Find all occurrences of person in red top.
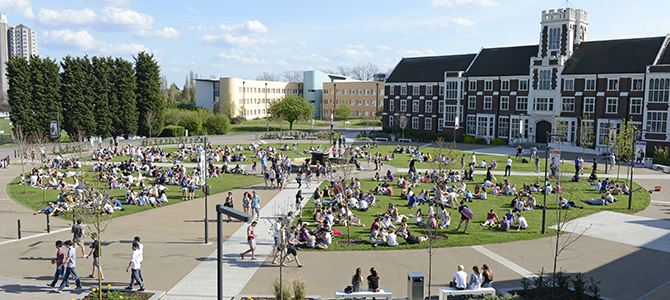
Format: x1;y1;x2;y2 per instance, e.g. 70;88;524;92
240;221;258;260
48;240;68;288
480;209;500;228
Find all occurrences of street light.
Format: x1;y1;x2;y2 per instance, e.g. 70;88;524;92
542;132;566;235
202;135;210;244
265;82;269;133
216;204;252;300
629;127;648;210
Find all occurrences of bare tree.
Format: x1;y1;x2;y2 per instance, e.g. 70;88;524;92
335;63;381;81
12;125;30;194
550;186;590;286
256;72;282;81
145;110;157;138
281;70;304;83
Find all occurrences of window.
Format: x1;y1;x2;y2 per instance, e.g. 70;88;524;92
580;120;595;146
584;97;595;113
564;79;574;91
389;86;394;95
608;79;619;91
365;100;369;106
606;98;618;114
389;115;394;127
323;90;328;95
647;111;668;133
484;96;492;110
500;96;509;110
445;81;458;99
425;118;432;130
630;98;642;115
538;70;551;90
365;89;369;95
648;78;670;102
350;100;354;106
337;100;340;105
426;85;433;95
412;117;419;129
357;100;362;106
337;89;341;95
438;101;445;113
477;117;488;136
412;100;420;112
466;115;477;135
632;79;643;91
425;100;433;113
586;79;596;91
439;85;445;95
445;105;457;122
534;98;553;111
484;80;493;91
371;89;375;96
401;86;407;95
598;122;614;145
468;96;476;109
356;111;361;117
498;116;509;137
356;89;361;95
413;86;419;95
437;118;444;131
400;100;407;111
561;98;575;112
510;118;522;138
372;100;376;107
501;80;510;91
548;27;561;50
516;97;528;111
469;80;477;91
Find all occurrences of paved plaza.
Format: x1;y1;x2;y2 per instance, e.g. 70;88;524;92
0;133;669;300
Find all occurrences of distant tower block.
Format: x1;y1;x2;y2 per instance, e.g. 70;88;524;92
0;13;9;92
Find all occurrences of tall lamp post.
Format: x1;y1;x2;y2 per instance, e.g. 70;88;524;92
542;132;566;235
629;128;648;210
48;112;62;156
400;115;407;148
203;136;210;244
265;82;269;133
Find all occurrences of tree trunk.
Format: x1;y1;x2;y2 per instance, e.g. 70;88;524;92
289;121;293;131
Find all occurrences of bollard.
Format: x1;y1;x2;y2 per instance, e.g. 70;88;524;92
17;219;21;239
47;214;51;233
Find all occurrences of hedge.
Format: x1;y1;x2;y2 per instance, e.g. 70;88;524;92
159;125;185;137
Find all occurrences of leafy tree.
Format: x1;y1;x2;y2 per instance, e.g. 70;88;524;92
134;52;164;137
578;113;595;158
269;95;315;130
168;83;180;103
219;93;236;119
612;118;636;181
179;110;204;135
160;74;169;102
60;56;96;136
112;57;138;138
29;55;61;138
375;104;383;118
335;102;353;121
6;57;34;134
92;56;115;138
204;113;231;135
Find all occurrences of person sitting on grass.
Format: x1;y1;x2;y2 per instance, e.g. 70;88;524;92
386;228;399;246
414;208;427;227
481;209;500;228
438;205;451;228
558;197;583;209
514;213;528;231
369;227;386;247
581;196;607;205
383;170;395;182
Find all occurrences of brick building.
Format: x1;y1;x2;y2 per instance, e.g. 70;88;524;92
383;7;670;149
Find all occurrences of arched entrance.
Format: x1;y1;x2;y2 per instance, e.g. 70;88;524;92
536;121;552;143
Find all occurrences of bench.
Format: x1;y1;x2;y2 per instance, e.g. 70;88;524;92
397;138;411;143
335;289;392;300
439;287;495;300
281;136;295;140
652;164;670;172
344;121;351;125
374;137;389;142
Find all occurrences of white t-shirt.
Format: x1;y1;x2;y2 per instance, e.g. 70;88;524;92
453;271;468;289
506;158;512;166
137;243;144;263
518;216;528;229
131;249;142;269
387;233;398;246
359;200;369;210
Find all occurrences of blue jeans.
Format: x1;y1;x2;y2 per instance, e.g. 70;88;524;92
482;282;493;288
58;266;81;290
50;266;67;287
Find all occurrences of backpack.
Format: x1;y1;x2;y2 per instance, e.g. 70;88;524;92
500;219;510;232
344;286;354;294
461;207;473;219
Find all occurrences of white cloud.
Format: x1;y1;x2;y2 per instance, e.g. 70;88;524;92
431;0;500;7
396;49;436;57
333;46;373;60
450;18;477;26
291;54;329;62
345;45;365;50
195;20;269;47
171;67;181;72
37;7;154;32
42;29;149;55
85;0;129;6
297;40;307;46
0;0;35;18
135;27;180;41
375;45;392;51
276;60;288;66
188;6;199;14
215;49;265;64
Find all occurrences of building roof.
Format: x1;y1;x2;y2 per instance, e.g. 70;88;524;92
466;45;538;77
563;37;666;74
659;44;670;65
386;54;476;83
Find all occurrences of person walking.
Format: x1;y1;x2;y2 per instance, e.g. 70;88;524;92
240;221;258;260
133;236;144;285
224;192;234;222
71;220;86;257
251;191;261;221
48;240;68;288
54;240;82;292
125;242;145;291
85;233;104;280
505;156;512;176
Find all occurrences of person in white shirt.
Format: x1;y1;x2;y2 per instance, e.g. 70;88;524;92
125;242;144;291
515;213;528;231
450;265;468;290
386;229;398;246
505;157;513;176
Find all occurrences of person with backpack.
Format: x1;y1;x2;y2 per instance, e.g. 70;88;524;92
454;201;473;234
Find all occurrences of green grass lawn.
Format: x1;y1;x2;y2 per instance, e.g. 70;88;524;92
339;118;381;128
8;170;264;220
230;119;332;133
0;117;11;145
360;144;593;174
297;172;649;251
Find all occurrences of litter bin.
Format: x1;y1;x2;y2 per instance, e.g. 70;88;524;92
645;157;653;168
407;272;425;300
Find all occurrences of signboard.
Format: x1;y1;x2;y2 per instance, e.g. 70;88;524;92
548;150;561;181
50;121;58;138
454;116;459;129
199;151;206;184
635;141;647;167
609;127;617;146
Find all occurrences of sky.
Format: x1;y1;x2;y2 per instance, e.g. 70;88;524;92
2;0;670;86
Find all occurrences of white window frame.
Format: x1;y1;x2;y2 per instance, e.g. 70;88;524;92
425;118;432;131
389;115;394;127
437;118;444;131
648;78;670;102
468;96;476;110
484;80;493;91
438;101;445;113
564;79;574;91
498;116;510;138
561;97;575;112
389;99;394;111
425;100;433;113
501;80;510;91
466;115;477;135
445;81;458;100
439;85;445;96
401;86;407;95
400;99;407;112
630;98;643;115
548;27;561;50
426;85;433;95
519;80;528;91
584;97;595;113
608;79;619;91
413;85;419;95
586;79;596;91
500;96;509;110
632;79;643;91
516;97;528;111
445;105;457;122
484;96;492;110
606;98;618;114
580;120;595;146
534;98;553;111
469;80;477;91
412;117;419;130
412;100;420;112
389;86;394;95
477;116;488;136
647;111;668;133
538;70;551;90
